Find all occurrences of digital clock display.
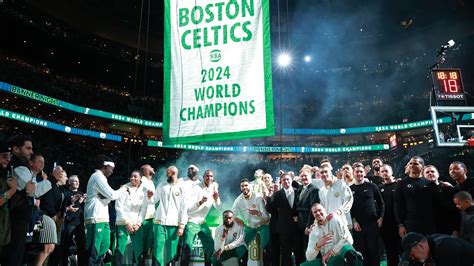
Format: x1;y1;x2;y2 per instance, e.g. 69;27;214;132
432;69;465;101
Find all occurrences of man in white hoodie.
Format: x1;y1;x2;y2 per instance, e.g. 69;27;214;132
114;170;148;265
84;155;124;265
181;169;221;266
140;164;156;262
232;178;270;263
152;166;187;266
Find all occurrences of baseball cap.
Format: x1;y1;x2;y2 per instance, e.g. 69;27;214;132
400;232;425;261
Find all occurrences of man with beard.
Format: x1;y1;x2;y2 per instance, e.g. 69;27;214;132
318;165;354;229
212;210;247;265
152;166;187;266
140;164;156;263
181;170;221;266
366;158;384;190
232;178;270;263
450;161;474;196
267;173;300;265
423;165;459;235
350;163;384;266
303;203;357;266
379;164;400;266
395;156;438;237
4;135;40;266
84;155;124;265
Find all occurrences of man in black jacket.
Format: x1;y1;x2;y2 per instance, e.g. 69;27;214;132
379;164;400;266
295;167;320;264
350;163;384;266
400;232;474;266
267;173;299;265
395;156;438;237
4;134;37;266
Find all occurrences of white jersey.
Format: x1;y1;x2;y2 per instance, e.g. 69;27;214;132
214;222;245;252
85;170;123;224
141;176;156;219
187;181;221;224
318;179;353;227
115;182;148;226
306;214;353;261
232;192;269;228
153;181;187;227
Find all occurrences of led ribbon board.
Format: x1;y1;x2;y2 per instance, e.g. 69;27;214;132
163;0;274;144
148;141;389;153
0;82;163;128
0;108;122;142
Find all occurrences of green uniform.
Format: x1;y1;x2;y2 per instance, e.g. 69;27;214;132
153;224;180;265
86;223;111;264
115;225;148;264
152;180;187;265
212;245;247;266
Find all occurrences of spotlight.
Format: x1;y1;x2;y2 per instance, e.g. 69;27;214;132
304;55;312;62
278;53;291;67
438;39;455;56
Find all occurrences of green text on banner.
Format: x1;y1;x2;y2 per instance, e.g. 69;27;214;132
163;0;274;144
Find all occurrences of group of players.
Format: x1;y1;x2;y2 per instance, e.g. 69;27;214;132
86;155;474;266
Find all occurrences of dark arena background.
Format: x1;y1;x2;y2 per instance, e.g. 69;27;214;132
0;0;474;265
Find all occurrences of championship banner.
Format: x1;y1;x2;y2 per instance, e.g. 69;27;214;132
163;0;274;144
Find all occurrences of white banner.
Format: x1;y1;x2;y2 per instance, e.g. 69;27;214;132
163;0;274;144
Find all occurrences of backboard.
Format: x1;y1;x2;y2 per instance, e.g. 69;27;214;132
430;106;474;147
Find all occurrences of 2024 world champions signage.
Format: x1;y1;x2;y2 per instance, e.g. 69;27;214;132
163;0;274;144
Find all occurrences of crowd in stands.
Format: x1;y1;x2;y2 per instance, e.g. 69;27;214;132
0;54;163;121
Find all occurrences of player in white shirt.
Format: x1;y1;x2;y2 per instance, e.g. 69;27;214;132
303;203;357;266
232;179;270;254
140;164;156;262
318;165;354;229
114;170;148;265
212;210;247;265
181;169;221;266
152;166;187;266
84;155;124;265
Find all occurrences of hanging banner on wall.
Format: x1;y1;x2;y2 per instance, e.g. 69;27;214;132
163;0;274;144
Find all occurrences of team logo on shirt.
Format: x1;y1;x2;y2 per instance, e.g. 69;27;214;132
233;232;237;238
381;188;385;192
139;195;144;200
334;192;340;198
175;192;180;196
252;204;257;208
407;184;413;188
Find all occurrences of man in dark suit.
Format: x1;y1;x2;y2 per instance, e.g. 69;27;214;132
295;167;320;264
268;173;298;265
